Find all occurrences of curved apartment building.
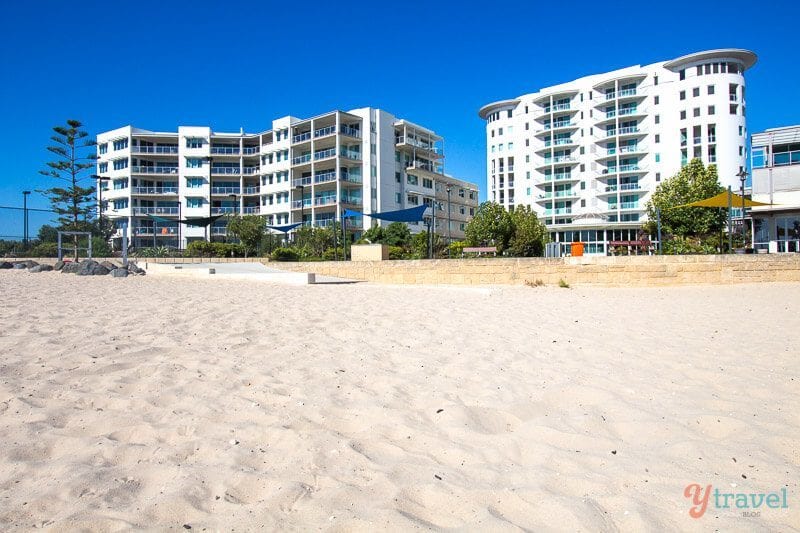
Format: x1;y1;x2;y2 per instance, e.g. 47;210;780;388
479;49;757;254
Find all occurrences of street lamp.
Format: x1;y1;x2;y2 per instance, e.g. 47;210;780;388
91;174;111;232
227;193;238;243
22;190;30;246
207;156;214;242
737;169;748;248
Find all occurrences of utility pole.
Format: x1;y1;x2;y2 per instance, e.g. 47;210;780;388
22;190;30;246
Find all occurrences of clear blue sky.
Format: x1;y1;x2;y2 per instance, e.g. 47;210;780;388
1;0;798;238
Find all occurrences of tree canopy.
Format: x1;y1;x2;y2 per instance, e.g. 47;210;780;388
645;158;726;237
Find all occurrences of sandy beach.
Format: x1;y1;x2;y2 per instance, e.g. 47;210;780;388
0;270;798;531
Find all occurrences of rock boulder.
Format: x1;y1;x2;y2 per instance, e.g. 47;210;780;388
29;264;54;273
111;268;129;278
61;262;82;274
53;261;65;271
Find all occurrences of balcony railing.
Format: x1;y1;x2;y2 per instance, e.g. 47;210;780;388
544;208;572;215
607;127;641;137
395;136;442;154
211;187;241;194
314;148;336;160
544;156;576;164
132;146;178;154
242;146;260;155
618;107;638;116
342;173;362;184
293;153;312;165
132;207;179;215
292;200;312;209
544;103;570;112
242;186;259;194
243;167;258;174
134;226;178;236
132;166;179;174
211;207;239;214
211;227;227;235
293;177;312;187
242;206;259;214
618;88;638;97
132;186;178;194
211;167;241;175
314;196;337;206
545;121;574;130
693;136;702;144
340;149;361;160
545;173;572;181
314;171;336;184
210;146;240;155
293;131;311;143
341;125;361;138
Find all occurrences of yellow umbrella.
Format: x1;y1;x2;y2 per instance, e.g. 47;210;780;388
673;190;770;209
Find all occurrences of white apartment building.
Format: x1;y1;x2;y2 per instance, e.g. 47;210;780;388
96;108;479;250
479;49;756;254
750;125;800;252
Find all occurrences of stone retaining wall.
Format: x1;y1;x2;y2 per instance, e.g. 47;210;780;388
9;255;800;286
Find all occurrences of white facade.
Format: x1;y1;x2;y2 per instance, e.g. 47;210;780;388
750;125;800;252
479;49;756;254
96;108;479;250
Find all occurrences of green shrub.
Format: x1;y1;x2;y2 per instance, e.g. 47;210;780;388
388;246;406;260
185;241;245;258
28;242;58;257
448;241;466;258
322;247;343;260
663;236;717;255
271;247;300;262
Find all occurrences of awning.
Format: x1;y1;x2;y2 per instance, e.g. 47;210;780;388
343;205;427;223
266;222;302;233
673;191;771;209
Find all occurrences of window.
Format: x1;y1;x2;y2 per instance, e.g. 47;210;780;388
581;199;586;207
655;115;660;124
186;137;203;148
739;126;743;136
655;153;661;163
655;134;660;144
679;69;685;80
697;66;703;76
98;162;108;173
739;146;743;156
491;130;494;137
113;138;128;150
730;104;738;115
680;90;686;100
525;122;529;130
422;178;433;188
186;158;203;168
113;159;128;170
113;179;126;190
526;171;530;179
654;75;659;85
113;198;128;210
99;143;108;155
752;147;766;168
525;155;530;163
186;177;204;188
693;87;700;97
680;110;686;120
507;110;512;118
656;173;661;181
654;96;659;105
498;128;503;136
395;171;401;183
693;108;701;118
525;139;529;147
508;142;513;150
395;193;401;204
407;174;418;186
708;105;715;115
187;197;203;208
708;85;715;95
406;194;419;206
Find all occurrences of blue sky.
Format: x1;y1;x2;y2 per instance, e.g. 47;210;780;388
1;0;798;238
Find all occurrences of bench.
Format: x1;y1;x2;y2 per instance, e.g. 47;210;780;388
462;246;497;257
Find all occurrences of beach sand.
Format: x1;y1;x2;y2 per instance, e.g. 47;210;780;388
0;270;798;531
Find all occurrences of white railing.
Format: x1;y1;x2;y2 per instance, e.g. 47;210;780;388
132;166;179;174
211;167;241;175
132;207;179;215
132;186;178;194
242;186;259;194
243;147;260;155
292;153;312;164
314;148;336;160
314;171;336;183
314;125;336;138
132;146;178;154
293;132;311;143
211;187;241;194
341;173;362;184
243;206;259;214
341;125;361;138
340;149;361;160
211;146;240;155
211;207;239;214
314;196;337;206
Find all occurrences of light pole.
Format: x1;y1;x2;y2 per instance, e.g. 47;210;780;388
91;174;111;238
22;190;30;246
737;169;748;249
227;193;238;243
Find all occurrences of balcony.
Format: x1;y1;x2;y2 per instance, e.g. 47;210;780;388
544;155;576;165
314;171;336;184
211;186;241;195
132;186;178;195
293;177;312;187
341;125;361;138
132;207;179;216
606;126;642;137
314;148;336;161
395;135;442;155
544;207;572;216
340;149;361;160
243;167;258;175
242;206;259;214
242;186;259;195
314;196;337;206
242;146;260;155
544;173;573;182
341;196;361;206
544;103;571;113
134;226;178;236
211;207;239;215
292;131;311;143
132;146;178;155
292;153;312;165
211;227;227;235
210;146;240;155
545;121;575;131
292;200;312;209
211;167;241;175
132;166;179;175
341;172;362;184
